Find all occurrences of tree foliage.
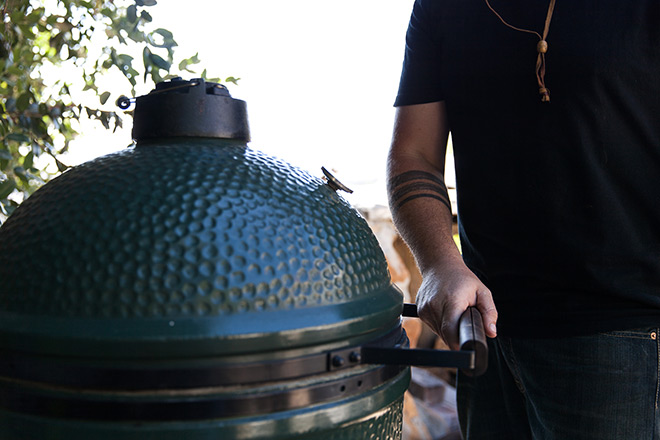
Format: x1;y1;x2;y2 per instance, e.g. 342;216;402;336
0;0;237;223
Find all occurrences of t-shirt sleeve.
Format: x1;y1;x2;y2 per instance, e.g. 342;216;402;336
394;0;444;107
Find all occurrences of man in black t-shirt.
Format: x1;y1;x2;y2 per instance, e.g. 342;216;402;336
388;0;660;438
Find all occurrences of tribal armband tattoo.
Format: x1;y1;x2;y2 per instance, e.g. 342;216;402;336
388;170;451;212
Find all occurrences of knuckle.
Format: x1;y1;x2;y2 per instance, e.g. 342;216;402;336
477;288;493;300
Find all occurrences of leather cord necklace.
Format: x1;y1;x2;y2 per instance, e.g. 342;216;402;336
484;0;557;102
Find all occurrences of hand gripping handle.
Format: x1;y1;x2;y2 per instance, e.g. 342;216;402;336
399;304;488;376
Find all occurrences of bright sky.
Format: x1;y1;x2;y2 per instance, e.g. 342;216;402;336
67;0;416;208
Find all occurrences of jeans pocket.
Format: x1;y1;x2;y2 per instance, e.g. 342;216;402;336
598;328;657;340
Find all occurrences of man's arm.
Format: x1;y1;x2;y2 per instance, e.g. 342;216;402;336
387;101;498;349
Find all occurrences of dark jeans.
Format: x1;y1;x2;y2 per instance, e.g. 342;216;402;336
457;330;660;439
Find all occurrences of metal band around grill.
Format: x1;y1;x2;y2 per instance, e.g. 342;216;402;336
0;326;409;420
0;365;407;421
0;326;407;391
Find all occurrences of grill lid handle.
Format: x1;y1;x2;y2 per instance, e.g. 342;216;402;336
361;305;488;376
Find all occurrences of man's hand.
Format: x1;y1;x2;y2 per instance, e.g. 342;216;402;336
416;260;498;350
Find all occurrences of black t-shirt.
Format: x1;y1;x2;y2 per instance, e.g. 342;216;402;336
396;0;660;336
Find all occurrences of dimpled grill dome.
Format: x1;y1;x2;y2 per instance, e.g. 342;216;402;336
0;138;402;358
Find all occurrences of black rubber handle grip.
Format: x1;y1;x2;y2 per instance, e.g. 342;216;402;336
402;303;488;376
458;307;488;376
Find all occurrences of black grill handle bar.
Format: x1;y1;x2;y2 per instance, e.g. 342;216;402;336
363;304;488;376
402;302;419;318
456;306;488;376
360;346;475;371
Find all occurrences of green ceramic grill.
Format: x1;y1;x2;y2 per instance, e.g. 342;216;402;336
0;78;486;440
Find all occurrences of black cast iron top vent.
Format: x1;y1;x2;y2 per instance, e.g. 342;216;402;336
131;77;250;142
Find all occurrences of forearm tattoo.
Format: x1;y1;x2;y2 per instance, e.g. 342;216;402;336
388;170;451;212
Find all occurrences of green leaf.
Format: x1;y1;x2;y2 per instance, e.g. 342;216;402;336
154;28;173;40
6;133;30;144
16;93;31;112
150;28;176;48
225;76;240;85
31;119;48;137
27;8;45;25
55;158;69;172
5;99;16;113
0;149;12;160
142;46;152;65
127;5;138;23
13;167;29;184
0;178;16;199
142;0;158;5
149;68;164;84
117;54;134;66
23;152;34;170
149;53;170;71
113;114;124;132
142;46;152;81
1;200;18;218
100;91;111;105
178;53;200;72
83;82;98;92
140;10;153;22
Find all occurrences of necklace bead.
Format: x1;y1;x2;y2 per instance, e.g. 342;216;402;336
537;40;548;54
